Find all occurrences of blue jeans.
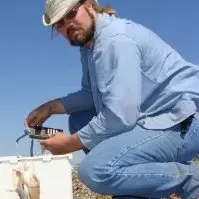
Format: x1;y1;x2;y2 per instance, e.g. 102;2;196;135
68;109;199;199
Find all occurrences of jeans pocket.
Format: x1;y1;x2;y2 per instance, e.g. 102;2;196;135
177;119;199;163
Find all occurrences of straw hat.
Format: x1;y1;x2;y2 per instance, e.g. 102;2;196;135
42;0;98;26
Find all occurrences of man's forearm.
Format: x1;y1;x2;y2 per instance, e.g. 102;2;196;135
48;98;70;115
66;133;85;153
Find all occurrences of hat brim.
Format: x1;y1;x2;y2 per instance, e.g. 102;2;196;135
42;7;68;26
42;0;98;27
42;0;82;26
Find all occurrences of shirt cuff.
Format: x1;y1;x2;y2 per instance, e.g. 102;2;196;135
59;97;73;114
77;125;97;150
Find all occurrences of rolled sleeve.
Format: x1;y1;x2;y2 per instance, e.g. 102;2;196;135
59;90;94;114
78;35;142;150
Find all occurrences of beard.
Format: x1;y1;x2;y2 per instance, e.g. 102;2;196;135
67;11;95;47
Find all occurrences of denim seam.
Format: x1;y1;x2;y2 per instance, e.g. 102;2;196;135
114;170;190;178
177;123;199;161
114;172;180;179
193;175;199;181
179;123;199;148
188;189;199;199
108;131;165;172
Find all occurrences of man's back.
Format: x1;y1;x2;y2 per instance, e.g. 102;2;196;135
85;13;199;129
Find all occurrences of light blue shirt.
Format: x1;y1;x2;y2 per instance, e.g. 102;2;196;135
60;13;199;150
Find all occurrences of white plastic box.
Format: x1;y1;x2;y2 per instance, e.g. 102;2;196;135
0;154;73;199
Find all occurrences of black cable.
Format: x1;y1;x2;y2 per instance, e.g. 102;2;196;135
30;138;34;157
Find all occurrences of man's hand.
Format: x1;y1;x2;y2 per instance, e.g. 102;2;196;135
25;99;67;127
40;133;85;155
25;103;51;127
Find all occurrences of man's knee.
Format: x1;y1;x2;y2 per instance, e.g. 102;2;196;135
68;111;88;134
68;113;78;134
68;109;96;134
78;152;115;194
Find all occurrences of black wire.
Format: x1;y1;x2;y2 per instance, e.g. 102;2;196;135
16;130;35;157
30;138;34;157
16;131;29;144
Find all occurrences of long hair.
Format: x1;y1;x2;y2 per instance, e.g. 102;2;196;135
87;0;116;15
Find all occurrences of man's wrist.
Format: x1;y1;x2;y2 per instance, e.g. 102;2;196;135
66;133;85;153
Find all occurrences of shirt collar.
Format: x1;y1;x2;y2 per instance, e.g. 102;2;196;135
81;13;116;51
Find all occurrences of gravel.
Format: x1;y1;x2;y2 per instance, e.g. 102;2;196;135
72;166;112;199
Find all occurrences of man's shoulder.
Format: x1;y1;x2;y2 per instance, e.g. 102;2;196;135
95;14;151;45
